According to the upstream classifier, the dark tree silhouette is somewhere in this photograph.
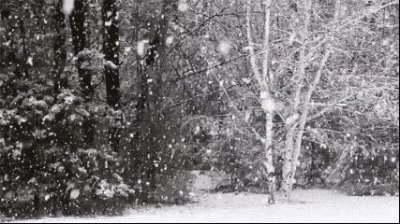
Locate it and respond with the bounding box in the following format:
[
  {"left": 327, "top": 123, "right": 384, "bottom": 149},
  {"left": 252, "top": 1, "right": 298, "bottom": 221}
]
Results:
[
  {"left": 70, "top": 0, "right": 94, "bottom": 146},
  {"left": 52, "top": 0, "right": 67, "bottom": 96},
  {"left": 70, "top": 0, "right": 91, "bottom": 98},
  {"left": 103, "top": 0, "right": 121, "bottom": 152}
]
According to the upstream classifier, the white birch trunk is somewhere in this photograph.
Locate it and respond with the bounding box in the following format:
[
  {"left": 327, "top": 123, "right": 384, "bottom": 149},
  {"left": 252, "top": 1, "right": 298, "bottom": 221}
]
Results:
[
  {"left": 281, "top": 0, "right": 312, "bottom": 199},
  {"left": 291, "top": 51, "right": 331, "bottom": 189},
  {"left": 246, "top": 0, "right": 276, "bottom": 204},
  {"left": 282, "top": 125, "right": 296, "bottom": 198},
  {"left": 282, "top": 0, "right": 338, "bottom": 199}
]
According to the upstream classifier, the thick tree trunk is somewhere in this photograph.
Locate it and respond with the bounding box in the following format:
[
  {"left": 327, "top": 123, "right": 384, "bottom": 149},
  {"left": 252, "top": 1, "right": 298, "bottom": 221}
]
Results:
[
  {"left": 282, "top": 125, "right": 296, "bottom": 198},
  {"left": 290, "top": 51, "right": 331, "bottom": 191},
  {"left": 1, "top": 1, "right": 28, "bottom": 79},
  {"left": 70, "top": 0, "right": 91, "bottom": 98},
  {"left": 70, "top": 0, "right": 94, "bottom": 147},
  {"left": 16, "top": 19, "right": 29, "bottom": 79},
  {"left": 52, "top": 0, "right": 67, "bottom": 96},
  {"left": 103, "top": 0, "right": 121, "bottom": 152},
  {"left": 246, "top": 0, "right": 277, "bottom": 204},
  {"left": 265, "top": 109, "right": 276, "bottom": 204},
  {"left": 132, "top": 0, "right": 173, "bottom": 202},
  {"left": 281, "top": 0, "right": 313, "bottom": 200}
]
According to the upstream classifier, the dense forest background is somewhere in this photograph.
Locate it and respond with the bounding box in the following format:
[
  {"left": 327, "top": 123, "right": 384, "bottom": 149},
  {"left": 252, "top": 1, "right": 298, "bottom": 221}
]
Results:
[{"left": 0, "top": 0, "right": 399, "bottom": 219}]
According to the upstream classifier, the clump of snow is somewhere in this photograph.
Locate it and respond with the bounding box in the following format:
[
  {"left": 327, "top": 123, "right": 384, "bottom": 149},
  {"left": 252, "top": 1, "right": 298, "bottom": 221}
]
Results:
[
  {"left": 178, "top": 0, "right": 189, "bottom": 12},
  {"left": 137, "top": 40, "right": 149, "bottom": 56},
  {"left": 64, "top": 95, "right": 75, "bottom": 105},
  {"left": 27, "top": 57, "right": 33, "bottom": 66},
  {"left": 260, "top": 92, "right": 276, "bottom": 112},
  {"left": 242, "top": 78, "right": 252, "bottom": 84},
  {"left": 62, "top": 0, "right": 75, "bottom": 16},
  {"left": 166, "top": 36, "right": 174, "bottom": 46},
  {"left": 69, "top": 189, "right": 80, "bottom": 200},
  {"left": 218, "top": 41, "right": 232, "bottom": 55},
  {"left": 124, "top": 47, "right": 132, "bottom": 55},
  {"left": 104, "top": 20, "right": 112, "bottom": 27},
  {"left": 194, "top": 126, "right": 201, "bottom": 135},
  {"left": 104, "top": 60, "right": 118, "bottom": 69},
  {"left": 285, "top": 113, "right": 300, "bottom": 125}
]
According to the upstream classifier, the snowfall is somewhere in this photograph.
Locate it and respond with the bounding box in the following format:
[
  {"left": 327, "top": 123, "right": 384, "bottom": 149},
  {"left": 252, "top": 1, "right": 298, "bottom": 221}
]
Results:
[{"left": 8, "top": 172, "right": 399, "bottom": 223}]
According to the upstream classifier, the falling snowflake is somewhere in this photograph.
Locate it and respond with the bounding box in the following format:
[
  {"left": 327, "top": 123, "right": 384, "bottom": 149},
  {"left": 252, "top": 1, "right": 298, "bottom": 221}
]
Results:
[
  {"left": 242, "top": 78, "right": 252, "bottom": 84},
  {"left": 70, "top": 189, "right": 80, "bottom": 200},
  {"left": 178, "top": 0, "right": 189, "bottom": 12},
  {"left": 166, "top": 36, "right": 174, "bottom": 46},
  {"left": 218, "top": 41, "right": 232, "bottom": 55},
  {"left": 124, "top": 47, "right": 132, "bottom": 55},
  {"left": 62, "top": 0, "right": 75, "bottom": 16},
  {"left": 27, "top": 57, "right": 33, "bottom": 66},
  {"left": 137, "top": 40, "right": 149, "bottom": 56},
  {"left": 105, "top": 20, "right": 113, "bottom": 27}
]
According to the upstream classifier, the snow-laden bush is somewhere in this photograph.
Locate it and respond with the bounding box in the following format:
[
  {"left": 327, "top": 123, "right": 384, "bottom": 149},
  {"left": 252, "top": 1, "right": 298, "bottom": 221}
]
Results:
[
  {"left": 303, "top": 113, "right": 399, "bottom": 196},
  {"left": 152, "top": 170, "right": 195, "bottom": 205},
  {"left": 0, "top": 89, "right": 134, "bottom": 218},
  {"left": 181, "top": 115, "right": 273, "bottom": 193},
  {"left": 335, "top": 146, "right": 399, "bottom": 196}
]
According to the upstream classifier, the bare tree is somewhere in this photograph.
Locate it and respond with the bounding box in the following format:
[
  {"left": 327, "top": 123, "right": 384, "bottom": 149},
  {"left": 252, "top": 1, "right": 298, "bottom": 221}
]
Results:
[{"left": 246, "top": 0, "right": 277, "bottom": 204}]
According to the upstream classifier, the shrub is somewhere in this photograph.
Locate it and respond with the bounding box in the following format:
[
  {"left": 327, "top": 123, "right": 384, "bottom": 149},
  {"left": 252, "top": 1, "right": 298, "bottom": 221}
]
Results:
[
  {"left": 339, "top": 147, "right": 399, "bottom": 196},
  {"left": 0, "top": 89, "right": 134, "bottom": 218}
]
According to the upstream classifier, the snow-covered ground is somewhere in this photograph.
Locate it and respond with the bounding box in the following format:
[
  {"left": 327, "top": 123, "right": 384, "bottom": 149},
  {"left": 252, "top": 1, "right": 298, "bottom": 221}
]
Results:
[{"left": 13, "top": 190, "right": 399, "bottom": 223}]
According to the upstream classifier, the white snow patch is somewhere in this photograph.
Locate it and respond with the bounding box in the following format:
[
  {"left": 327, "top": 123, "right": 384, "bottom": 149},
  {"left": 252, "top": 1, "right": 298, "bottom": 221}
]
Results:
[
  {"left": 105, "top": 20, "right": 112, "bottom": 27},
  {"left": 260, "top": 92, "right": 276, "bottom": 112},
  {"left": 62, "top": 0, "right": 74, "bottom": 16},
  {"left": 137, "top": 40, "right": 149, "bottom": 56},
  {"left": 27, "top": 57, "right": 33, "bottom": 66},
  {"left": 104, "top": 60, "right": 118, "bottom": 69},
  {"left": 64, "top": 96, "right": 75, "bottom": 105},
  {"left": 242, "top": 78, "right": 252, "bottom": 84},
  {"left": 218, "top": 41, "right": 232, "bottom": 55},
  {"left": 285, "top": 113, "right": 300, "bottom": 125},
  {"left": 14, "top": 190, "right": 399, "bottom": 223},
  {"left": 178, "top": 0, "right": 189, "bottom": 12},
  {"left": 124, "top": 47, "right": 132, "bottom": 55},
  {"left": 166, "top": 36, "right": 174, "bottom": 46},
  {"left": 69, "top": 189, "right": 80, "bottom": 200}
]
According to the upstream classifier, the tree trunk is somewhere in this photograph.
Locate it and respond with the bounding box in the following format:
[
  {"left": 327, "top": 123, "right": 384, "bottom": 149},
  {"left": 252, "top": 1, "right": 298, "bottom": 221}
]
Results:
[
  {"left": 70, "top": 0, "right": 91, "bottom": 98},
  {"left": 132, "top": 0, "right": 173, "bottom": 202},
  {"left": 282, "top": 125, "right": 296, "bottom": 198},
  {"left": 290, "top": 50, "right": 331, "bottom": 191},
  {"left": 16, "top": 19, "right": 29, "bottom": 79},
  {"left": 1, "top": 1, "right": 28, "bottom": 79},
  {"left": 70, "top": 0, "right": 94, "bottom": 147},
  {"left": 52, "top": 0, "right": 67, "bottom": 96},
  {"left": 281, "top": 0, "right": 313, "bottom": 200},
  {"left": 246, "top": 0, "right": 277, "bottom": 204},
  {"left": 265, "top": 109, "right": 276, "bottom": 204},
  {"left": 103, "top": 0, "right": 120, "bottom": 152}
]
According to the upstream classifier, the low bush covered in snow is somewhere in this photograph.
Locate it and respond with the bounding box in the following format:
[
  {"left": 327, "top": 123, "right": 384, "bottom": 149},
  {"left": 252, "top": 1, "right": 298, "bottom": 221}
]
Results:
[
  {"left": 0, "top": 89, "right": 135, "bottom": 218},
  {"left": 0, "top": 81, "right": 194, "bottom": 219}
]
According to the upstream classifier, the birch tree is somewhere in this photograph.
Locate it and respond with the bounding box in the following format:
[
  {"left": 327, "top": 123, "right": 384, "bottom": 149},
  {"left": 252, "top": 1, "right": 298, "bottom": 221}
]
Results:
[
  {"left": 280, "top": 0, "right": 399, "bottom": 198},
  {"left": 246, "top": 0, "right": 277, "bottom": 204}
]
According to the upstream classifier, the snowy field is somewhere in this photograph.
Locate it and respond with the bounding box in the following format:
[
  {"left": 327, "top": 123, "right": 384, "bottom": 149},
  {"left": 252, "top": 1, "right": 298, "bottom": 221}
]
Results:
[{"left": 12, "top": 190, "right": 399, "bottom": 223}]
